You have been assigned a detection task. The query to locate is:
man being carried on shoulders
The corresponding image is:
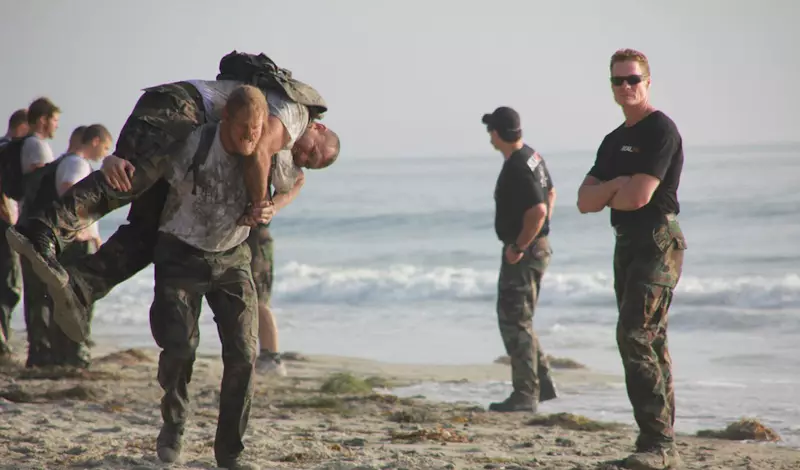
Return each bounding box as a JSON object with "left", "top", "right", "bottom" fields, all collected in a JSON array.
[{"left": 7, "top": 53, "right": 339, "bottom": 342}]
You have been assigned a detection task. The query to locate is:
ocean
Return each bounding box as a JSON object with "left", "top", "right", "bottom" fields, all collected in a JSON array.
[{"left": 11, "top": 142, "right": 800, "bottom": 445}]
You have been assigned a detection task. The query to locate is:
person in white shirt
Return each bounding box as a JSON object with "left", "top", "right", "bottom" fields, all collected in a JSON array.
[
  {"left": 65, "top": 125, "right": 87, "bottom": 154},
  {"left": 16, "top": 97, "right": 61, "bottom": 368},
  {"left": 47, "top": 124, "right": 113, "bottom": 367},
  {"left": 55, "top": 124, "right": 111, "bottom": 248}
]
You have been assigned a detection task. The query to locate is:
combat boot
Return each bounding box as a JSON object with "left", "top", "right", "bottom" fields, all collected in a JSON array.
[
  {"left": 7, "top": 224, "right": 89, "bottom": 343},
  {"left": 6, "top": 222, "right": 66, "bottom": 287},
  {"left": 488, "top": 391, "right": 536, "bottom": 412},
  {"left": 625, "top": 445, "right": 682, "bottom": 470},
  {"left": 156, "top": 423, "right": 183, "bottom": 463}
]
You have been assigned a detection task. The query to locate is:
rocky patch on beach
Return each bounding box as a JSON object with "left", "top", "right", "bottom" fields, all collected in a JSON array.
[{"left": 697, "top": 418, "right": 782, "bottom": 442}]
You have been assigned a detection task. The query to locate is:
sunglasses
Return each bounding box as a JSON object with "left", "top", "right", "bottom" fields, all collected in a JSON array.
[{"left": 610, "top": 75, "right": 645, "bottom": 86}]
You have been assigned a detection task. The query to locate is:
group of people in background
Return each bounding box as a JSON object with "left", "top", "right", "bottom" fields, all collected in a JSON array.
[{"left": 0, "top": 102, "right": 112, "bottom": 368}]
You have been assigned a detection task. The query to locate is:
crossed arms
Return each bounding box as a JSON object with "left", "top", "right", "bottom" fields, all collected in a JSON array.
[{"left": 576, "top": 174, "right": 660, "bottom": 213}]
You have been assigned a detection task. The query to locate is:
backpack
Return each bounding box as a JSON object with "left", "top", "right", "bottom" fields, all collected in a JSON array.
[
  {"left": 215, "top": 50, "right": 328, "bottom": 120},
  {"left": 22, "top": 154, "right": 68, "bottom": 212},
  {"left": 0, "top": 136, "right": 32, "bottom": 200}
]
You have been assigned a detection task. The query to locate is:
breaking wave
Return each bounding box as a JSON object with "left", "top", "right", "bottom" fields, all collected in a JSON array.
[{"left": 273, "top": 262, "right": 800, "bottom": 311}]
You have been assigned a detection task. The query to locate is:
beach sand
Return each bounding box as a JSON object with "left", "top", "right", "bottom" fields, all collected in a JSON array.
[{"left": 1, "top": 333, "right": 797, "bottom": 470}]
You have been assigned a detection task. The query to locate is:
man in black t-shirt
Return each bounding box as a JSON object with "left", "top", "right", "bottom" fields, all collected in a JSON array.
[
  {"left": 482, "top": 106, "right": 558, "bottom": 413},
  {"left": 577, "top": 49, "right": 688, "bottom": 470}
]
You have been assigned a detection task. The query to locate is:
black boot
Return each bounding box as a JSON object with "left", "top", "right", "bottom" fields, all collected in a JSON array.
[
  {"left": 49, "top": 273, "right": 90, "bottom": 344},
  {"left": 6, "top": 222, "right": 65, "bottom": 287},
  {"left": 488, "top": 391, "right": 536, "bottom": 413},
  {"left": 156, "top": 423, "right": 184, "bottom": 463},
  {"left": 7, "top": 224, "right": 89, "bottom": 343}
]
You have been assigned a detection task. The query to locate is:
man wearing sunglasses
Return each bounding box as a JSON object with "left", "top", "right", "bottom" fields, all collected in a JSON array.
[{"left": 577, "top": 49, "right": 687, "bottom": 470}]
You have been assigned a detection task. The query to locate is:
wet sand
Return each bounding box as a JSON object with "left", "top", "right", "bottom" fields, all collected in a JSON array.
[{"left": 1, "top": 334, "right": 797, "bottom": 470}]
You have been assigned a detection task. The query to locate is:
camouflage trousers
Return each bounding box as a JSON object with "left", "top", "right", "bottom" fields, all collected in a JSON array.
[
  {"left": 22, "top": 239, "right": 97, "bottom": 367},
  {"left": 245, "top": 223, "right": 274, "bottom": 306},
  {"left": 496, "top": 236, "right": 554, "bottom": 399},
  {"left": 613, "top": 214, "right": 687, "bottom": 449},
  {"left": 27, "top": 83, "right": 205, "bottom": 309},
  {"left": 151, "top": 233, "right": 258, "bottom": 463},
  {"left": 0, "top": 220, "right": 21, "bottom": 355}
]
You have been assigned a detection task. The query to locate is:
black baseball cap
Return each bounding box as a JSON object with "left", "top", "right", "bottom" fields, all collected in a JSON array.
[{"left": 482, "top": 106, "right": 521, "bottom": 133}]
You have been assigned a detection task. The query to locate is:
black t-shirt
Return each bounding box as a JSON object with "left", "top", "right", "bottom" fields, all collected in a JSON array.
[
  {"left": 494, "top": 145, "right": 553, "bottom": 243},
  {"left": 588, "top": 111, "right": 683, "bottom": 227}
]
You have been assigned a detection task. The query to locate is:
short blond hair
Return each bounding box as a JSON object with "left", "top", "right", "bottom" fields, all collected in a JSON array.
[
  {"left": 224, "top": 85, "right": 268, "bottom": 119},
  {"left": 610, "top": 49, "right": 650, "bottom": 77}
]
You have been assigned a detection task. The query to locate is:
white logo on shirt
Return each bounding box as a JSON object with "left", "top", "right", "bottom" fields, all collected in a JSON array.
[{"left": 526, "top": 152, "right": 548, "bottom": 188}]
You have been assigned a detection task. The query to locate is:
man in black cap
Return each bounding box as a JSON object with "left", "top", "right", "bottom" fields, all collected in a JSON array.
[{"left": 482, "top": 106, "right": 558, "bottom": 412}]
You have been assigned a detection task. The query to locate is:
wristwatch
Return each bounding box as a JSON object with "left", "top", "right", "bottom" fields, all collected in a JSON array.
[{"left": 510, "top": 243, "right": 525, "bottom": 254}]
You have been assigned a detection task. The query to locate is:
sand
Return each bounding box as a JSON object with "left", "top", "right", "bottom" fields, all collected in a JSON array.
[{"left": 1, "top": 333, "right": 798, "bottom": 470}]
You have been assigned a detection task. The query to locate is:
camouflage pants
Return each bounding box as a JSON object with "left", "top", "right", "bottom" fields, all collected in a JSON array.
[
  {"left": 245, "top": 223, "right": 274, "bottom": 306},
  {"left": 27, "top": 83, "right": 205, "bottom": 309},
  {"left": 0, "top": 220, "right": 21, "bottom": 355},
  {"left": 151, "top": 233, "right": 258, "bottom": 463},
  {"left": 496, "top": 236, "right": 554, "bottom": 399},
  {"left": 21, "top": 239, "right": 97, "bottom": 366},
  {"left": 613, "top": 215, "right": 687, "bottom": 449}
]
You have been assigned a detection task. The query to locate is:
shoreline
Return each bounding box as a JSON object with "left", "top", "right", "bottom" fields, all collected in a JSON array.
[{"left": 2, "top": 333, "right": 799, "bottom": 469}]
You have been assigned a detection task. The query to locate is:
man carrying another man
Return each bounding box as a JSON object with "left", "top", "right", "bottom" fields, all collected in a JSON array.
[{"left": 7, "top": 54, "right": 339, "bottom": 345}]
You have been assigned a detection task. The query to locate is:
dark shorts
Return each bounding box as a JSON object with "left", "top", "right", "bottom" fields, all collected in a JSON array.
[{"left": 246, "top": 223, "right": 273, "bottom": 305}]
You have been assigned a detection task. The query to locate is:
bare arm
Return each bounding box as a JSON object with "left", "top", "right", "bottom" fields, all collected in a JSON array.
[
  {"left": 547, "top": 187, "right": 556, "bottom": 221},
  {"left": 607, "top": 174, "right": 660, "bottom": 211},
  {"left": 577, "top": 175, "right": 628, "bottom": 214},
  {"left": 271, "top": 169, "right": 305, "bottom": 211},
  {"left": 516, "top": 203, "right": 548, "bottom": 250},
  {"left": 243, "top": 115, "right": 290, "bottom": 204}
]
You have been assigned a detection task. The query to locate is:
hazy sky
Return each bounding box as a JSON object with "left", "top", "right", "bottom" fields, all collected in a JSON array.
[{"left": 1, "top": 0, "right": 797, "bottom": 158}]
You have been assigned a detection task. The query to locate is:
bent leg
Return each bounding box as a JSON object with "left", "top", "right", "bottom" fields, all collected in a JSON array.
[
  {"left": 25, "top": 84, "right": 204, "bottom": 247},
  {"left": 68, "top": 180, "right": 170, "bottom": 307}
]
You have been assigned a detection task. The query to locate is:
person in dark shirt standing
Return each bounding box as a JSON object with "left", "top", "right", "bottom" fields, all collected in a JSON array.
[
  {"left": 482, "top": 106, "right": 558, "bottom": 413},
  {"left": 577, "top": 49, "right": 687, "bottom": 470}
]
